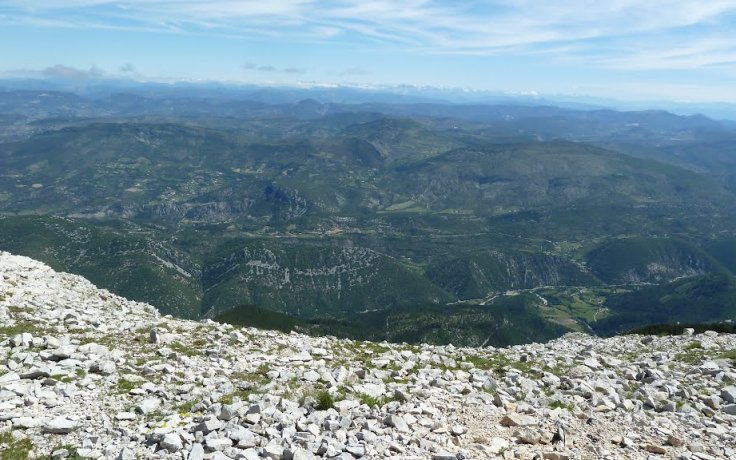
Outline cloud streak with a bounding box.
[42,64,104,79]
[243,62,307,74]
[2,1,736,70]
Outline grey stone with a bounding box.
[263,444,285,460]
[451,425,467,436]
[43,416,77,434]
[240,449,261,460]
[210,452,234,460]
[189,443,205,460]
[667,435,685,447]
[292,447,316,460]
[205,437,233,451]
[194,417,224,434]
[0,372,20,385]
[345,445,365,457]
[500,413,536,427]
[160,432,183,452]
[75,449,102,459]
[135,398,160,414]
[644,444,667,454]
[721,386,736,404]
[219,404,237,421]
[115,447,136,460]
[515,428,542,444]
[51,449,70,460]
[384,414,410,433]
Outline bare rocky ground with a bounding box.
[1,251,735,460]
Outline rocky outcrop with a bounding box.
[1,251,735,459]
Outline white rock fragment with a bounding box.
[43,416,78,434]
[135,398,160,414]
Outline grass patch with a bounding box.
[177,398,202,416]
[463,355,494,370]
[256,363,270,376]
[230,364,271,389]
[116,378,137,394]
[170,341,198,357]
[50,444,84,460]
[721,349,736,364]
[548,400,575,411]
[314,390,335,411]
[0,431,35,460]
[358,393,400,408]
[0,320,46,338]
[358,394,383,408]
[675,347,706,365]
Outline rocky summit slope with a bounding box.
[1,252,735,460]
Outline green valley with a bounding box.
[1,87,736,345]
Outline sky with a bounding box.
[1,1,736,103]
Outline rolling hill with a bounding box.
[2,90,736,344]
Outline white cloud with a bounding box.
[42,64,104,79]
[595,37,736,70]
[4,0,736,70]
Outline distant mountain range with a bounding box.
[2,77,736,120]
[1,83,736,345]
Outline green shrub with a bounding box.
[315,391,334,411]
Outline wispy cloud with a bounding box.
[42,64,104,79]
[591,36,736,70]
[119,63,137,73]
[3,1,736,70]
[243,62,307,74]
[340,67,370,77]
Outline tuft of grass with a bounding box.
[314,390,335,411]
[0,431,35,460]
[50,444,84,460]
[116,378,136,394]
[0,319,46,338]
[463,355,494,370]
[177,400,195,412]
[359,394,383,408]
[176,398,200,416]
[230,364,271,387]
[548,400,575,411]
[676,347,706,365]
[169,341,197,357]
[359,393,400,408]
[256,363,270,376]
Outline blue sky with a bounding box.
[1,1,736,102]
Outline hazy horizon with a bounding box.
[1,1,736,105]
